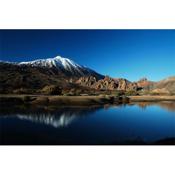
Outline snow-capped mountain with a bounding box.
[0,55,104,93]
[11,55,103,78]
[19,56,83,71]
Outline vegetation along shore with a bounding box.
[0,95,175,107]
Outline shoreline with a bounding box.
[0,95,175,106]
[0,95,117,106]
[130,95,175,102]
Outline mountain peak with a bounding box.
[13,55,103,79]
[18,55,81,69]
[52,55,72,62]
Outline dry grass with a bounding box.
[0,95,114,106]
[1,95,175,106]
[130,95,175,102]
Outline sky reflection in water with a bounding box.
[0,102,175,144]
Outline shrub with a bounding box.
[41,85,62,95]
[13,88,33,94]
[113,90,124,97]
[125,90,139,96]
[23,96,32,102]
[75,89,83,96]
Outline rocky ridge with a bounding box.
[76,76,141,91]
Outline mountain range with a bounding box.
[0,55,174,95]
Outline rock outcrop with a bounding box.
[76,76,139,91]
[136,78,155,90]
[151,76,175,94]
[76,76,98,87]
[93,76,118,90]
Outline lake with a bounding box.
[0,101,175,145]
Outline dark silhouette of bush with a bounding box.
[23,96,32,102]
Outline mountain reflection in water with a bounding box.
[0,102,175,145]
[0,106,102,128]
[138,101,175,112]
[0,102,175,128]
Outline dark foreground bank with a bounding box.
[0,95,130,106]
[1,95,175,107]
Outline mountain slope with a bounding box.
[76,76,139,91]
[0,56,104,94]
[17,55,103,79]
[0,62,70,93]
[152,76,175,94]
[0,56,174,95]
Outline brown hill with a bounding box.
[152,76,175,95]
[1,62,174,95]
[0,62,74,94]
[76,76,139,91]
[136,78,155,89]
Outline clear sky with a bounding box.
[0,30,174,81]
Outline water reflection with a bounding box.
[0,102,174,128]
[133,101,175,112]
[0,106,103,128]
[16,113,76,128]
[0,102,175,145]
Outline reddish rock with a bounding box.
[76,76,139,91]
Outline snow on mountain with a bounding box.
[19,56,81,69]
[1,55,103,78]
[19,55,101,77]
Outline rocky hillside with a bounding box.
[0,56,174,95]
[4,55,103,79]
[152,76,175,95]
[0,62,70,93]
[136,78,155,90]
[76,76,175,95]
[0,56,104,94]
[76,76,140,91]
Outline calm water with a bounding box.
[0,102,175,145]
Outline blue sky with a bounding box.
[0,30,174,81]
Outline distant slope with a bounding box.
[76,76,139,91]
[152,76,175,94]
[136,78,155,90]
